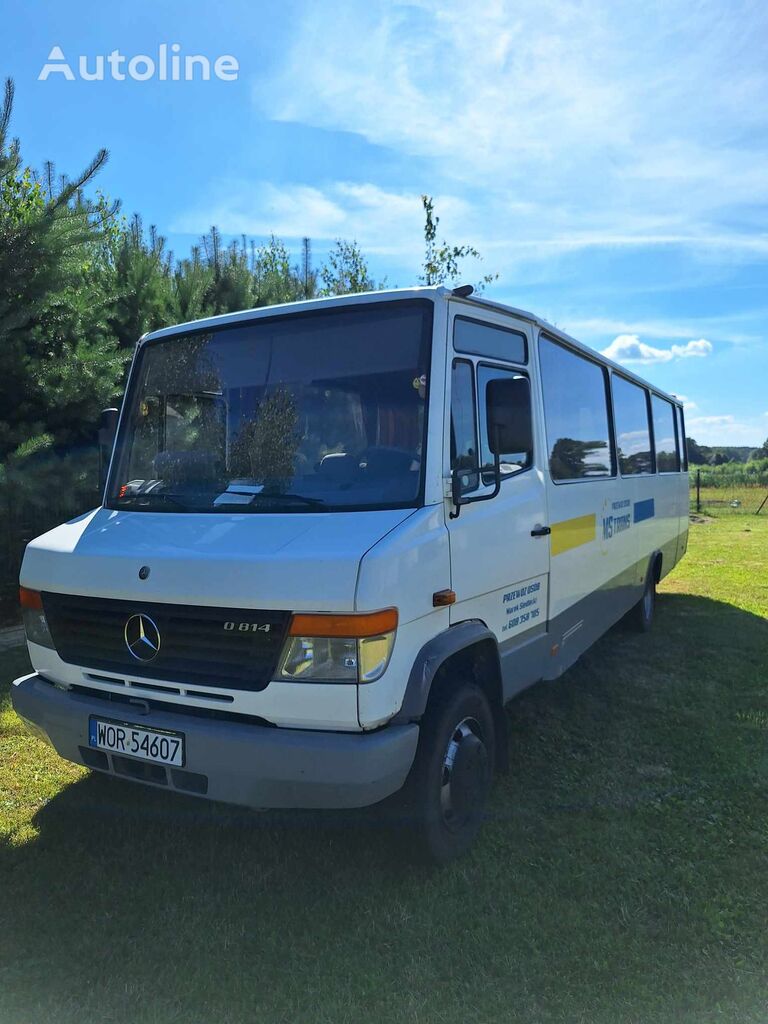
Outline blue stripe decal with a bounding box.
[634,498,655,523]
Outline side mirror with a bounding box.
[98,407,119,492]
[485,376,532,455]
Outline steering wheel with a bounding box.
[355,446,421,472]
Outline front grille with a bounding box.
[69,683,276,726]
[43,592,291,691]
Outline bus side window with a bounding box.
[450,359,479,495]
[612,375,653,475]
[651,395,681,472]
[539,336,615,480]
[454,316,527,363]
[676,405,688,471]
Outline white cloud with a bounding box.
[172,181,428,256]
[688,415,736,427]
[601,334,713,365]
[564,313,764,347]
[250,0,768,260]
[674,339,712,359]
[173,177,768,283]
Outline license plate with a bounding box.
[89,717,185,767]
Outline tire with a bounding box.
[630,569,656,633]
[404,682,496,864]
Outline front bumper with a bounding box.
[11,673,419,810]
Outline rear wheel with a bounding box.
[405,683,496,864]
[630,569,656,632]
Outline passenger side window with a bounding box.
[450,360,479,494]
[477,365,533,483]
[539,336,614,480]
[676,405,688,470]
[612,375,653,475]
[651,395,680,472]
[454,316,527,364]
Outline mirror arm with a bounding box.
[449,471,464,519]
[486,450,502,500]
[449,449,502,519]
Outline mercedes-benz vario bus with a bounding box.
[13,286,689,861]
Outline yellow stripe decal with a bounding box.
[550,513,597,556]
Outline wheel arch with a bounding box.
[392,619,508,772]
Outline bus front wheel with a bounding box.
[405,682,495,864]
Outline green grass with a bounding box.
[1,517,768,1023]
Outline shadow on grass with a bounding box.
[2,593,768,1023]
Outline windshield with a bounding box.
[107,299,433,513]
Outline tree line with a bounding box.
[685,439,768,467]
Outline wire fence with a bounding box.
[689,469,768,516]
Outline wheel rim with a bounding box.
[439,716,489,831]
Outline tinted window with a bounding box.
[539,337,613,480]
[477,365,533,483]
[612,375,653,475]
[109,301,432,513]
[652,395,680,472]
[676,406,688,470]
[454,317,527,363]
[450,360,479,495]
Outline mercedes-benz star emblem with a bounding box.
[124,613,161,662]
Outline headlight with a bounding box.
[278,609,397,684]
[19,587,56,649]
[279,636,358,682]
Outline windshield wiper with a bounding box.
[116,492,193,512]
[216,492,327,511]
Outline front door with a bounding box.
[444,306,550,698]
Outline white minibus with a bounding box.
[13,286,689,861]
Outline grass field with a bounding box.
[2,516,767,1023]
[689,483,768,516]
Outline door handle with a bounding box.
[531,525,551,537]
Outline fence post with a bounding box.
[696,469,701,513]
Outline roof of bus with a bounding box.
[141,286,683,408]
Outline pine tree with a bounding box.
[0,78,125,465]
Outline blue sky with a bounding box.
[2,0,767,446]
